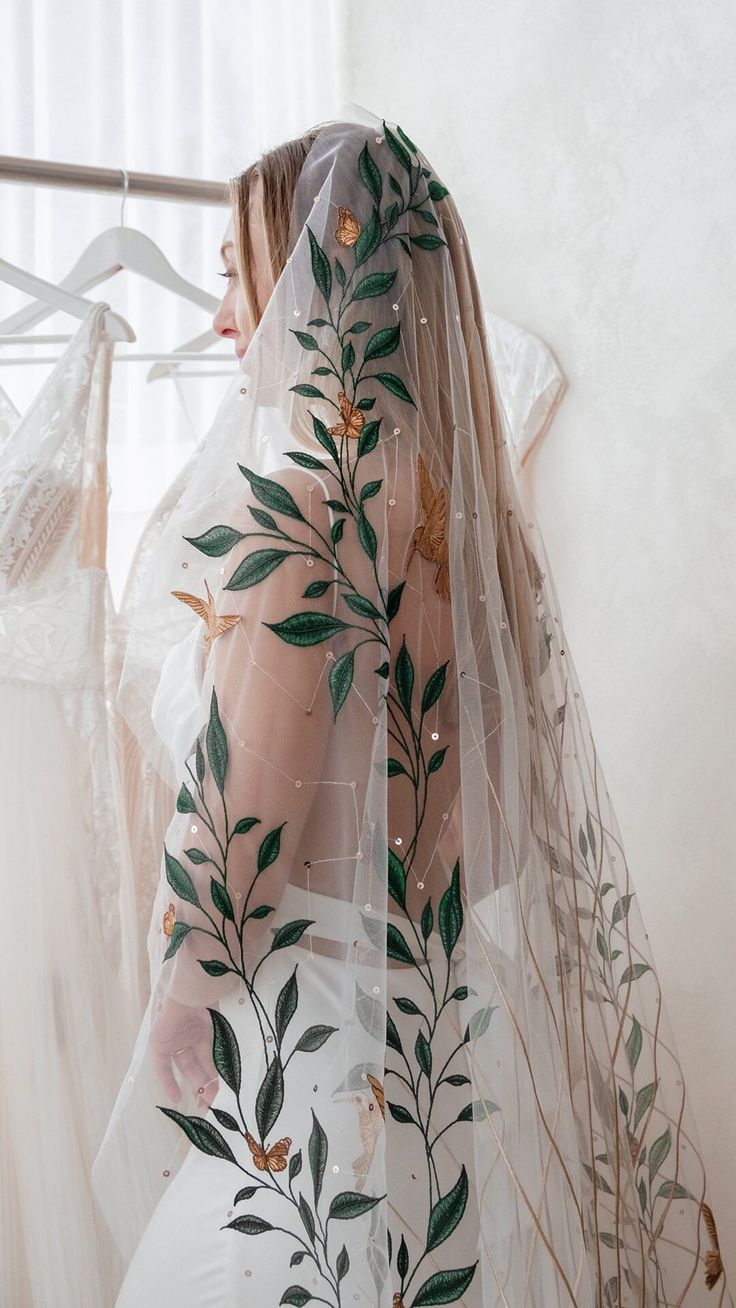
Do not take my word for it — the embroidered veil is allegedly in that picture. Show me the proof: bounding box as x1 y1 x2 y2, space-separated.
94 106 731 1308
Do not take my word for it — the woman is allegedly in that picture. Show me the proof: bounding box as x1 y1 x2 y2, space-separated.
95 106 731 1308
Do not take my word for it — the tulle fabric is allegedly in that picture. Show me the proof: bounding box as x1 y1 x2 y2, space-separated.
0 304 140 1306
96 108 731 1308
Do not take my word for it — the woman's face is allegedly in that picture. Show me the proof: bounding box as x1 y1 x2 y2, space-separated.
213 175 273 359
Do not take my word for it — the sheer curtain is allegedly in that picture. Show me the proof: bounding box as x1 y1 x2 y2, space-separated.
0 0 345 601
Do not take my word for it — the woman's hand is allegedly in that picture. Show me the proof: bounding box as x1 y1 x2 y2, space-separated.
149 992 219 1109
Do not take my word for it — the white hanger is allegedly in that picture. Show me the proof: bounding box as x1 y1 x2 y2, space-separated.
0 257 134 342
0 169 219 338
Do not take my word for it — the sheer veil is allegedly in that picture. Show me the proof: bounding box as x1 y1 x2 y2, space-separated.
94 104 731 1308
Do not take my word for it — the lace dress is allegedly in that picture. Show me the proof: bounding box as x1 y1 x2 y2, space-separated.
0 303 140 1307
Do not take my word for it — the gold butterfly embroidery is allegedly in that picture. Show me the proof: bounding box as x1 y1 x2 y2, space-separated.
170 578 241 654
404 451 450 602
701 1201 723 1289
393 1296 405 1308
335 206 361 246
245 1130 291 1173
327 391 365 441
162 903 176 937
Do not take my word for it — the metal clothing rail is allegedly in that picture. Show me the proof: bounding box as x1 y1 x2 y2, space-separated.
0 154 229 206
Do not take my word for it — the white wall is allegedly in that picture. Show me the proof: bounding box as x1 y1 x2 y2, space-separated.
340 0 736 1275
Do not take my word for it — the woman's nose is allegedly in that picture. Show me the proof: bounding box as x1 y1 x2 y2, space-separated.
212 296 237 339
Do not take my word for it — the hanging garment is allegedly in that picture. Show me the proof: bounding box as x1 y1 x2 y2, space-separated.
95 110 732 1308
0 302 140 1307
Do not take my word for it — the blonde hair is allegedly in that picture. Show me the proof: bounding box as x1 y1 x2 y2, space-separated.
229 128 322 330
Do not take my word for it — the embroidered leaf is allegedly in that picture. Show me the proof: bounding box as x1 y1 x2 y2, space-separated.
308 1109 328 1204
212 1108 239 1131
159 1108 236 1163
265 612 351 646
163 921 191 960
348 320 371 334
176 784 197 814
375 660 390 677
383 122 412 173
328 1191 382 1220
324 499 349 512
183 524 245 557
199 959 231 977
398 237 412 257
395 122 418 152
311 413 339 462
331 518 345 545
185 847 209 864
466 1005 496 1041
358 511 377 562
385 201 400 230
388 1101 414 1125
285 450 329 471
357 396 375 410
633 1081 656 1131
352 270 397 300
359 142 383 203
457 1100 500 1123
443 1074 470 1087
291 384 327 399
612 894 634 925
385 921 413 964
344 593 382 619
418 208 438 226
410 234 447 251
395 996 421 1015
293 1024 338 1053
648 1126 672 1183
271 919 314 952
355 208 382 265
336 1245 350 1281
357 417 381 458
248 505 278 531
226 544 292 591
438 860 463 959
427 1166 468 1253
415 1030 432 1078
311 366 332 375
289 1149 303 1181
396 637 414 717
386 1011 403 1054
364 324 401 362
360 478 382 502
656 1180 692 1200
206 688 228 795
386 580 405 621
238 465 306 521
298 1193 316 1241
342 340 356 371
582 1162 614 1195
255 1055 284 1139
165 849 200 907
397 1234 409 1278
210 877 234 922
307 317 330 327
449 985 468 1001
208 1007 242 1094
388 173 404 198
307 225 332 303
422 661 448 713
245 905 274 922
421 900 433 940
233 816 259 835
258 823 285 872
619 963 651 987
370 372 415 406
329 647 354 720
291 330 319 350
224 1214 273 1235
388 847 407 908
195 737 205 783
427 179 449 201
335 259 346 288
234 1186 258 1202
428 747 448 773
625 1015 642 1072
275 966 299 1043
279 1289 311 1307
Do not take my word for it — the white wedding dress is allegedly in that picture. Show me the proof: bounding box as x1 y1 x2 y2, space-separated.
0 303 140 1307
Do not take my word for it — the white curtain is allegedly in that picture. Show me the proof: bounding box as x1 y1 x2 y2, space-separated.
0 0 344 601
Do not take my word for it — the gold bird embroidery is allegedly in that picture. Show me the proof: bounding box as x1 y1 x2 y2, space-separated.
351 1089 385 1192
404 451 450 602
245 1131 291 1173
701 1201 723 1289
162 903 176 937
327 391 365 441
170 579 241 654
367 1074 385 1118
335 206 361 246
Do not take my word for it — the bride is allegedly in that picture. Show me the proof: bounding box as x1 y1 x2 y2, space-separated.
95 105 731 1308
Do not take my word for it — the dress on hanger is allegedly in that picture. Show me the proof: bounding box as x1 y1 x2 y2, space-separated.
0 302 140 1307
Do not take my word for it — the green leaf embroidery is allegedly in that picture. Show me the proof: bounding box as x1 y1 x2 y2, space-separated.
344 593 382 619
625 1015 642 1073
396 638 414 717
176 784 197 814
233 816 259 835
275 966 299 1043
329 647 355 719
183 524 245 557
285 450 329 471
438 860 463 958
291 330 319 350
163 920 191 960
209 1008 242 1095
421 900 433 940
226 546 292 591
409 234 447 251
258 823 285 873
248 505 278 531
427 179 449 201
415 1030 432 1078
386 922 414 965
212 1108 239 1132
210 877 234 922
265 612 351 646
411 1262 478 1305
255 1055 284 1140
426 1166 468 1252
342 340 356 371
388 847 407 908
647 1126 672 1183
370 371 416 406
159 1108 236 1163
280 1288 311 1307
358 511 378 562
358 142 383 204
308 1110 328 1204
348 320 371 334
293 1025 338 1054
206 687 228 796
336 1245 350 1281
422 661 448 713
185 847 210 864
327 1191 382 1220
386 580 405 621
364 323 401 363
428 747 447 773
165 848 200 907
306 225 332 303
225 1214 274 1235
238 465 306 521
352 270 397 300
357 418 381 458
383 122 412 173
199 959 231 977
270 920 314 952
311 413 339 462
355 208 382 265
290 383 327 399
